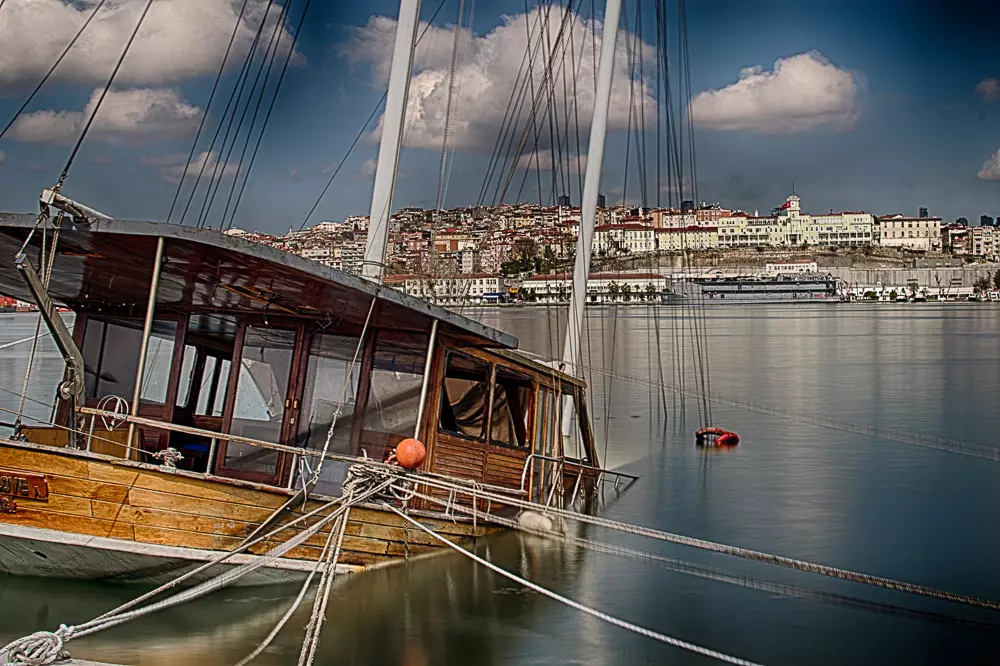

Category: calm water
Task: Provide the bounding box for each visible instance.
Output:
[2,305,1000,665]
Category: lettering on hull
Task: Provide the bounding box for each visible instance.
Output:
[0,469,49,503]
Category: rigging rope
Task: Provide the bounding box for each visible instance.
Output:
[0,0,109,142]
[227,0,317,230]
[166,0,253,223]
[296,0,449,232]
[55,0,156,191]
[384,503,764,666]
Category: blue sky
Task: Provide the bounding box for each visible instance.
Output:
[0,0,997,233]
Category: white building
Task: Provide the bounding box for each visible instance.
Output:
[765,260,818,274]
[877,215,942,251]
[594,224,656,255]
[385,273,506,305]
[655,226,718,251]
[970,226,999,260]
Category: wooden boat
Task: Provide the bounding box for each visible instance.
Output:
[0,211,602,584]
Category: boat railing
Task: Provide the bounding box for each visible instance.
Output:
[518,452,639,496]
[76,406,530,498]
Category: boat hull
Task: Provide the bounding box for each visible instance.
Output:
[0,523,326,586]
[0,439,497,585]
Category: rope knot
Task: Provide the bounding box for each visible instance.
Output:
[0,630,69,666]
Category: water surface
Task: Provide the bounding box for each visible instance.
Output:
[1,305,999,665]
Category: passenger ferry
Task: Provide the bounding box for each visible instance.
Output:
[662,273,841,304]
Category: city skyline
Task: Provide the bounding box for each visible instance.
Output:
[0,0,997,231]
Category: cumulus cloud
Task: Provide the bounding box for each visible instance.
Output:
[690,51,861,133]
[7,88,201,143]
[360,158,377,176]
[339,7,657,154]
[976,78,1000,101]
[978,149,1000,181]
[0,0,298,93]
[140,151,239,183]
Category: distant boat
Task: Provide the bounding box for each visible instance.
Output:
[662,274,841,304]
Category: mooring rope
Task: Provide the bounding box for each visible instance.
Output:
[386,468,1000,612]
[384,503,764,666]
[403,485,996,629]
[0,476,392,666]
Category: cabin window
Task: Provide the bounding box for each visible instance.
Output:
[361,334,426,440]
[225,326,296,475]
[82,317,176,404]
[176,347,231,417]
[439,352,490,440]
[490,367,532,448]
[296,333,363,495]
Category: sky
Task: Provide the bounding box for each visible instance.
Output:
[0,0,997,234]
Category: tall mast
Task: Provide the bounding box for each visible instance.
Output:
[362,0,422,283]
[561,0,622,373]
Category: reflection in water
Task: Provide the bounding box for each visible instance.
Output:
[3,307,1000,664]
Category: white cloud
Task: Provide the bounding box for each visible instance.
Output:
[517,151,587,173]
[8,87,201,143]
[340,7,657,154]
[978,149,1000,181]
[690,51,861,133]
[0,0,298,92]
[360,158,377,176]
[976,78,1000,101]
[140,151,239,183]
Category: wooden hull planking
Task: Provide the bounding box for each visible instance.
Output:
[0,440,499,583]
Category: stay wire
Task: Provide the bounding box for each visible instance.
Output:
[197,0,283,229]
[298,0,448,231]
[181,0,275,226]
[166,0,252,224]
[0,0,109,142]
[228,0,316,231]
[221,0,298,230]
[55,0,155,190]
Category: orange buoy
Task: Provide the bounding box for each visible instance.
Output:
[394,438,427,470]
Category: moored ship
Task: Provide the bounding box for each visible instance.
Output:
[662,273,841,304]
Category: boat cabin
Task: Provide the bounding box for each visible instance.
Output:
[0,213,598,505]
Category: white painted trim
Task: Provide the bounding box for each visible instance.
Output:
[0,522,361,576]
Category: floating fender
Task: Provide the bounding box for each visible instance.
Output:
[517,510,555,533]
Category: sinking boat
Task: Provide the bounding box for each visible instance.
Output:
[0,209,605,584]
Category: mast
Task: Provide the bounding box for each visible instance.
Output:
[362,0,422,283]
[561,0,622,374]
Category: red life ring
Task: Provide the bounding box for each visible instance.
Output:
[696,427,740,447]
[715,432,740,447]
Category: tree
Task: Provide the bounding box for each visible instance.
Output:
[973,275,991,295]
[993,269,1000,291]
